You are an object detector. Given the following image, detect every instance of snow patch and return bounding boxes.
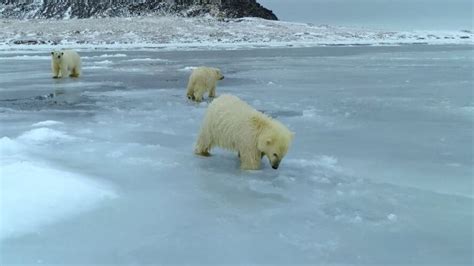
[289,156,340,170]
[18,128,75,144]
[0,136,24,155]
[178,66,197,72]
[31,120,64,127]
[387,213,398,222]
[0,132,117,241]
[302,108,317,118]
[127,58,168,62]
[63,6,72,20]
[82,53,127,59]
[0,55,49,60]
[82,65,108,70]
[93,60,113,65]
[0,159,116,240]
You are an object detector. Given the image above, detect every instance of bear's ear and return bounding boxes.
[61,52,64,55]
[266,138,273,145]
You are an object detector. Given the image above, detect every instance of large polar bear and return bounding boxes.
[195,94,294,170]
[51,50,81,79]
[186,66,224,102]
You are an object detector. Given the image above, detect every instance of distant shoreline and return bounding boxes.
[1,43,473,53]
[0,17,472,50]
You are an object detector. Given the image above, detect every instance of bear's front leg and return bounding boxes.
[194,90,204,102]
[209,85,216,98]
[186,86,195,100]
[239,151,261,170]
[187,93,195,101]
[58,65,68,79]
[52,63,59,78]
[194,130,212,157]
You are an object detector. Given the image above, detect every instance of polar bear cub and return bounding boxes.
[51,50,81,79]
[195,94,294,170]
[186,66,224,102]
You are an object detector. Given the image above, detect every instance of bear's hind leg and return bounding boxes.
[70,67,80,78]
[186,89,194,100]
[58,65,68,78]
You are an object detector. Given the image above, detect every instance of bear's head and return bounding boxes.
[51,51,64,62]
[254,116,294,169]
[214,68,224,80]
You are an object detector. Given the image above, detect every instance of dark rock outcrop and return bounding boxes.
[221,0,277,21]
[0,0,278,20]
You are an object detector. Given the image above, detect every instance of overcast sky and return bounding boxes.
[259,0,473,30]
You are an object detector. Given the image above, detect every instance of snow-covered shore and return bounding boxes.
[0,17,472,50]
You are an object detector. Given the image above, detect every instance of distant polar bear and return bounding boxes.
[51,50,81,79]
[195,94,294,170]
[186,66,224,102]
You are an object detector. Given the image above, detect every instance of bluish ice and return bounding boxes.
[0,45,472,264]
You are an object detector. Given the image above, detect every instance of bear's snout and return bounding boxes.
[271,161,280,169]
[219,76,224,80]
[58,56,61,59]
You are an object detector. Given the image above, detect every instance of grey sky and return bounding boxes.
[259,0,473,30]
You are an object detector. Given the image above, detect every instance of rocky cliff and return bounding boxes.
[0,0,278,20]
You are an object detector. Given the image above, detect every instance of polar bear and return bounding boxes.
[51,50,81,79]
[195,94,294,170]
[186,67,224,102]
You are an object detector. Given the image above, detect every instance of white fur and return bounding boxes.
[186,66,224,102]
[51,50,81,79]
[195,94,294,170]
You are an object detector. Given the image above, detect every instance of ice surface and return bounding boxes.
[0,45,472,264]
